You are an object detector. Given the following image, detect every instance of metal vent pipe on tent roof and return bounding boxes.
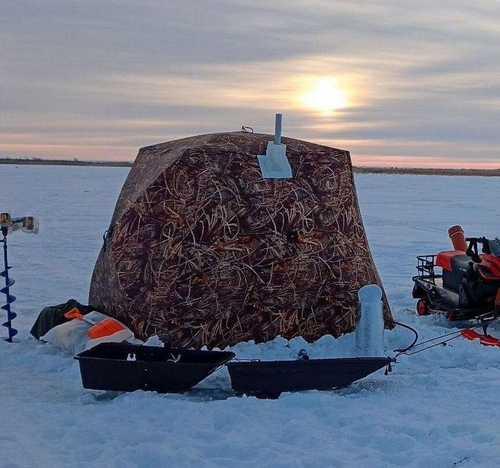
[257,113,292,179]
[274,113,282,144]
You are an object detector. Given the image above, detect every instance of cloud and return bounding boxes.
[1,0,500,166]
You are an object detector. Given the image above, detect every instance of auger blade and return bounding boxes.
[5,311,17,321]
[1,294,16,306]
[1,280,15,292]
[4,327,18,341]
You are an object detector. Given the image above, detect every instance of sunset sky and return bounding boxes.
[2,1,500,167]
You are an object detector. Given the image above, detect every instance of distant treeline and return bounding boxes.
[354,166,500,177]
[1,157,499,176]
[0,158,132,168]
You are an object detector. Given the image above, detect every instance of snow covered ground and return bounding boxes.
[1,165,500,468]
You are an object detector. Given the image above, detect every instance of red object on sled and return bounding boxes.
[461,329,481,341]
[478,335,500,347]
[461,329,500,347]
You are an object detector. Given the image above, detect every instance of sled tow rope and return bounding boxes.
[393,325,463,357]
[393,321,500,358]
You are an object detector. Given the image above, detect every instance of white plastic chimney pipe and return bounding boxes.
[355,284,385,357]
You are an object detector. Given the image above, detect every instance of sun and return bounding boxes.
[301,78,348,115]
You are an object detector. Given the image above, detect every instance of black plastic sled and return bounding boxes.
[227,356,393,399]
[75,342,235,393]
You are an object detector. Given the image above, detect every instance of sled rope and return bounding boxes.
[393,321,463,357]
[397,332,462,356]
[392,321,419,354]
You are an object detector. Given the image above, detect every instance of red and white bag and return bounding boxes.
[41,308,136,354]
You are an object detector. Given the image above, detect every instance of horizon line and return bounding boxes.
[1,157,499,176]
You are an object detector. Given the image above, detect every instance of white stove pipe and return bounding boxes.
[355,284,385,357]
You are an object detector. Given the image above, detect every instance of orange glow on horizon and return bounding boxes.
[2,144,498,170]
[352,155,500,170]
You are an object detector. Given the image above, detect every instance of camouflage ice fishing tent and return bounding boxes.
[89,132,392,348]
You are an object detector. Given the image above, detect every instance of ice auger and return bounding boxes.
[0,213,39,342]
